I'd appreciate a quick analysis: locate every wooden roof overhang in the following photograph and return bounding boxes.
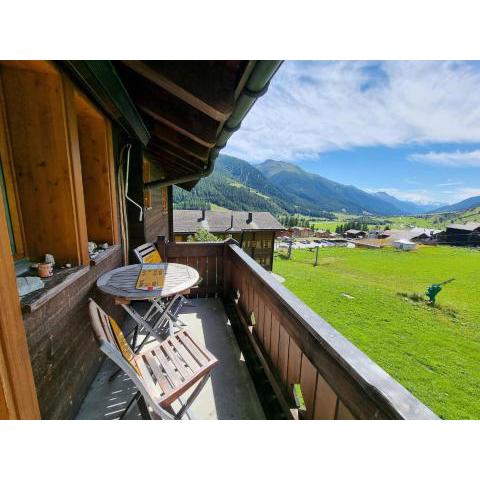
[61,60,282,191]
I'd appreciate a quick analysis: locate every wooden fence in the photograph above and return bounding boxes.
[164,242,224,298]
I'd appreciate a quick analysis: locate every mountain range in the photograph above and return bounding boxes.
[173,154,477,216]
[430,195,480,214]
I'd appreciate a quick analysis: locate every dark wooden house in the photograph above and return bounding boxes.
[445,223,480,246]
[344,229,367,239]
[173,209,283,270]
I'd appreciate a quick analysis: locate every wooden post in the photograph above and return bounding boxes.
[223,239,233,300]
[156,235,167,261]
[0,191,40,419]
[314,246,319,266]
[287,239,292,259]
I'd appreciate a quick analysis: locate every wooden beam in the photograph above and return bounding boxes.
[152,123,210,162]
[62,77,90,266]
[122,61,234,122]
[61,61,150,145]
[0,185,40,419]
[146,146,199,174]
[140,105,216,148]
[122,71,220,147]
[148,139,207,168]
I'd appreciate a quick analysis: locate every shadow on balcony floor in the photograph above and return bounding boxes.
[76,298,265,420]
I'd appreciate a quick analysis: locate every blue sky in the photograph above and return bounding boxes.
[224,61,480,205]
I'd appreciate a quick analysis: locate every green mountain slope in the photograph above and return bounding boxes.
[257,159,403,215]
[174,155,335,216]
[430,195,480,213]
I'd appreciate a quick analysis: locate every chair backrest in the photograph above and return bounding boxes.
[88,298,173,419]
[133,242,162,264]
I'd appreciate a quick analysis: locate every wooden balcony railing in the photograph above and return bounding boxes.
[164,239,438,420]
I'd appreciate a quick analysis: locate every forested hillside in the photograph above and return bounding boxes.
[174,154,431,216]
[174,155,336,216]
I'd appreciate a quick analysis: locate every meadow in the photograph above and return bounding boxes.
[273,245,480,419]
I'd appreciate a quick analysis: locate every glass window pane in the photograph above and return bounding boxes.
[0,157,16,255]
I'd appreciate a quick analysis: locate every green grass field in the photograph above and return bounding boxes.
[309,208,480,232]
[273,246,480,419]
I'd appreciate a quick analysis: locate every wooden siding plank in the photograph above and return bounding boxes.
[299,355,318,420]
[313,374,338,420]
[278,324,290,388]
[255,292,264,342]
[287,340,302,390]
[336,401,356,420]
[269,313,280,368]
[206,255,217,297]
[262,305,272,354]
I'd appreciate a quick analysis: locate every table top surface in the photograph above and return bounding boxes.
[96,263,199,299]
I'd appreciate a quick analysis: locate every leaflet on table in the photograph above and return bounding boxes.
[136,264,166,290]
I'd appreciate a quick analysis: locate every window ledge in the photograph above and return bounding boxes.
[89,244,121,266]
[21,266,89,314]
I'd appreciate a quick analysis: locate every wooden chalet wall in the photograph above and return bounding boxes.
[143,158,173,244]
[23,248,123,419]
[0,188,40,419]
[241,231,276,271]
[0,61,124,418]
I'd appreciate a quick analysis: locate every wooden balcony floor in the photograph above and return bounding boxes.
[76,298,265,420]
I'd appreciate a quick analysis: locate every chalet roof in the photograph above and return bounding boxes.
[385,228,442,240]
[345,229,365,234]
[446,222,480,232]
[174,210,283,234]
[62,61,282,192]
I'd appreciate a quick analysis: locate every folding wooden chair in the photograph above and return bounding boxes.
[133,242,163,264]
[88,298,218,420]
[133,242,188,319]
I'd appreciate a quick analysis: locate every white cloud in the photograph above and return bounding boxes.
[408,149,480,167]
[436,180,463,186]
[447,187,480,200]
[225,61,480,161]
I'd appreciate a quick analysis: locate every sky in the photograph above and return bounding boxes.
[224,61,480,205]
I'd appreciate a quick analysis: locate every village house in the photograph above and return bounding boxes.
[173,210,283,270]
[291,226,314,238]
[392,239,417,251]
[344,229,367,239]
[383,228,443,244]
[0,60,436,421]
[445,223,480,246]
[314,230,331,238]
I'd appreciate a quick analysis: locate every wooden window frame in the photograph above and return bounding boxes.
[73,89,120,247]
[0,61,90,266]
[0,78,26,261]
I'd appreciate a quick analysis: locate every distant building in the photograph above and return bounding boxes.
[384,228,442,243]
[393,239,417,251]
[344,229,367,239]
[369,229,390,239]
[291,227,314,238]
[173,210,283,270]
[445,223,480,246]
[275,229,292,238]
[314,230,330,238]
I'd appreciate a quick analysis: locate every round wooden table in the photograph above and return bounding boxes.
[96,263,199,351]
[96,263,199,300]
